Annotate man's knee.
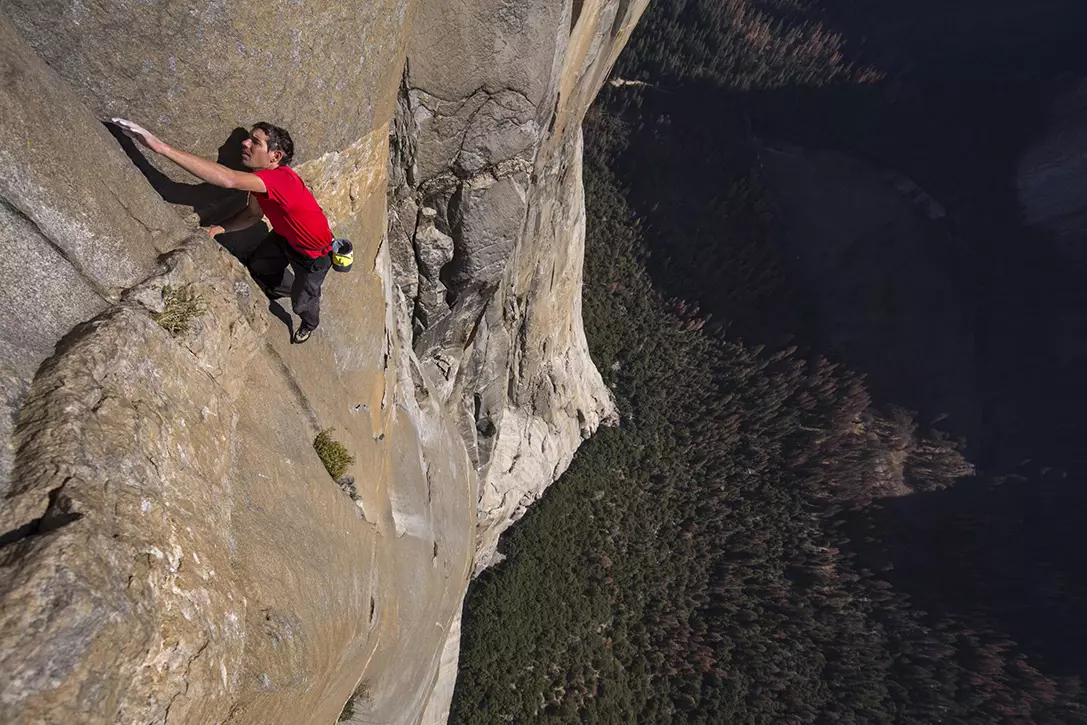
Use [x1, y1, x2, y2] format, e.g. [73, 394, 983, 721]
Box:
[294, 269, 326, 303]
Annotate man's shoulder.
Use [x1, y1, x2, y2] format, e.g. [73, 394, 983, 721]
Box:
[254, 165, 306, 197]
[255, 165, 298, 182]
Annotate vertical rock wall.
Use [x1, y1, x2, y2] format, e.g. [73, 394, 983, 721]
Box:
[0, 0, 644, 722]
[389, 0, 645, 573]
[393, 2, 648, 718]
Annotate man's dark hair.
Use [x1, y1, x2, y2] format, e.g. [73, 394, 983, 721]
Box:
[252, 122, 294, 166]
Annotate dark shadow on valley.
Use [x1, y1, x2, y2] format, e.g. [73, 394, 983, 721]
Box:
[604, 0, 1087, 477]
[839, 470, 1087, 680]
[597, 0, 1087, 687]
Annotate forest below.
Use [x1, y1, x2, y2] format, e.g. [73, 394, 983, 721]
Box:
[451, 0, 1087, 722]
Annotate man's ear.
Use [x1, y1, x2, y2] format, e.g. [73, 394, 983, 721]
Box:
[270, 149, 284, 165]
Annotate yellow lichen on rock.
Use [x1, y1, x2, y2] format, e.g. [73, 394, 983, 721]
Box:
[296, 125, 391, 230]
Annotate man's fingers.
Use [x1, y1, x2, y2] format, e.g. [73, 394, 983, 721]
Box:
[111, 117, 149, 138]
[110, 117, 140, 131]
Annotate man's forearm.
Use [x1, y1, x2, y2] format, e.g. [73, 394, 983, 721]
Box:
[207, 207, 262, 237]
[159, 143, 241, 189]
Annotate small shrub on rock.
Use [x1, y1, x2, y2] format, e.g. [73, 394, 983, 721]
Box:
[153, 284, 207, 337]
[314, 429, 354, 480]
[338, 679, 372, 721]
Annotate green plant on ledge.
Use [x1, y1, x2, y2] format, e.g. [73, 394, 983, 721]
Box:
[314, 429, 355, 481]
[153, 284, 207, 337]
[338, 679, 372, 721]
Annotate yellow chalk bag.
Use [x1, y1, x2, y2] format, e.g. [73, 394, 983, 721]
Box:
[331, 238, 354, 273]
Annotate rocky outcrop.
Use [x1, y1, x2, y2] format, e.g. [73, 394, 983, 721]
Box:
[392, 2, 647, 719]
[0, 11, 187, 495]
[0, 0, 642, 723]
[388, 0, 640, 573]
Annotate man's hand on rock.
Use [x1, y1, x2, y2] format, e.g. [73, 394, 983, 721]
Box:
[202, 225, 225, 239]
[111, 117, 167, 154]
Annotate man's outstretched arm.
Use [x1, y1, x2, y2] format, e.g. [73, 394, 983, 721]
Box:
[113, 118, 267, 194]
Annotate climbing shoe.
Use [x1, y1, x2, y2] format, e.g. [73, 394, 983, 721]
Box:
[292, 325, 315, 344]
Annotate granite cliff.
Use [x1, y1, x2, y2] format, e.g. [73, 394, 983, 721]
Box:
[0, 0, 644, 722]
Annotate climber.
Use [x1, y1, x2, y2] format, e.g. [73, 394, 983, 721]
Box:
[112, 118, 333, 344]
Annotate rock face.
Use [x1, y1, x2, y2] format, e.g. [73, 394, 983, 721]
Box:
[0, 0, 641, 723]
[389, 0, 640, 573]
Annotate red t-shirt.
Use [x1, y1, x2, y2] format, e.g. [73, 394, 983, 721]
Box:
[253, 166, 333, 258]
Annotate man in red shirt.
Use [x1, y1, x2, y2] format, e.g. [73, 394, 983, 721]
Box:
[114, 119, 333, 344]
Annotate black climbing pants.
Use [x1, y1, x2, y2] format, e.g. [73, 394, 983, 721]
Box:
[247, 232, 332, 330]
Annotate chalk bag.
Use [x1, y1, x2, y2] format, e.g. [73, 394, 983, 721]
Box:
[331, 238, 354, 272]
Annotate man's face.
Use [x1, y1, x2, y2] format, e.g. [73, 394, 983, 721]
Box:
[241, 129, 281, 170]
